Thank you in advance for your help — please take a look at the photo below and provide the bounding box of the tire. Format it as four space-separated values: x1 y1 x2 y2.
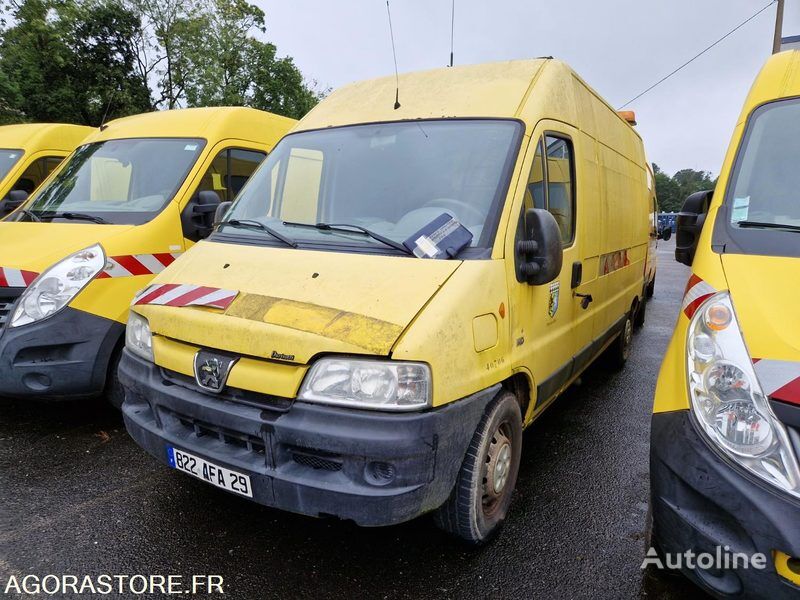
634 295 646 329
646 276 655 298
434 391 523 545
105 347 125 410
605 310 634 371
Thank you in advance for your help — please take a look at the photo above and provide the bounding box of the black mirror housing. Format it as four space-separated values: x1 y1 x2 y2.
181 190 222 241
0 190 29 217
675 190 713 266
516 208 563 285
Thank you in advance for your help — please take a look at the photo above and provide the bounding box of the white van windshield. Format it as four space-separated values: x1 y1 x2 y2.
0 149 23 183
219 119 522 256
26 138 205 225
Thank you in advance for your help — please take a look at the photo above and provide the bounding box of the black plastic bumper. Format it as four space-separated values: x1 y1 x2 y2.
0 306 123 399
120 349 498 527
650 410 800 598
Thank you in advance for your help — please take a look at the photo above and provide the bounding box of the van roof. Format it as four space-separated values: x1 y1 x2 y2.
89 107 297 147
0 123 94 151
295 58 637 137
739 50 800 122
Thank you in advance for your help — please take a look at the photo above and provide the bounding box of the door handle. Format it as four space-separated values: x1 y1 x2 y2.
575 292 593 310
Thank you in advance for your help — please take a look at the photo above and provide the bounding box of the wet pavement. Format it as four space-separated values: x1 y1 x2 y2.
1 240 709 599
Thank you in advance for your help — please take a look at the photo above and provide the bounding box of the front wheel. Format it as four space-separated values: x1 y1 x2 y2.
605 311 634 370
434 391 523 545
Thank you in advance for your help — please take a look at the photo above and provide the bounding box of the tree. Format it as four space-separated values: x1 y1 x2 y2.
653 163 717 212
0 0 153 125
124 0 322 118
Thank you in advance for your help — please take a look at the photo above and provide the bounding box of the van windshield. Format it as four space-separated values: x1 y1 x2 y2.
25 138 205 225
718 98 800 257
218 119 522 256
0 149 23 183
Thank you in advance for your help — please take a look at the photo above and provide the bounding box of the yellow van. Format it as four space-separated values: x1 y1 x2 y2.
0 123 94 217
649 51 800 596
0 107 295 404
120 59 652 543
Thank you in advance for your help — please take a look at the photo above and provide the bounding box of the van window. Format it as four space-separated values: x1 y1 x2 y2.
545 135 575 245
11 156 62 194
525 140 546 210
195 148 266 203
220 119 523 256
25 138 206 225
0 149 23 184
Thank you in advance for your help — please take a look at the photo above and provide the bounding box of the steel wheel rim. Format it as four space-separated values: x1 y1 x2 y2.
482 421 514 516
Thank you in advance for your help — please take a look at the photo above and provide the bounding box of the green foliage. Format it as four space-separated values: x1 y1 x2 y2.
0 0 152 125
653 163 717 212
0 0 322 125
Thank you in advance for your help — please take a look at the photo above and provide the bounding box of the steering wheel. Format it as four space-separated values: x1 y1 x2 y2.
423 198 484 224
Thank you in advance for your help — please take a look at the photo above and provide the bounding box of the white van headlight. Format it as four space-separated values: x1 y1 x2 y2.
125 312 153 362
687 291 800 497
299 358 431 411
11 244 106 327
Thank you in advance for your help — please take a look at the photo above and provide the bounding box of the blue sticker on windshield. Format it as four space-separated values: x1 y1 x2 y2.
403 213 472 259
731 196 750 223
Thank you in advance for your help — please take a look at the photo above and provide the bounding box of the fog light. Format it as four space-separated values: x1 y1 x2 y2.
365 461 396 486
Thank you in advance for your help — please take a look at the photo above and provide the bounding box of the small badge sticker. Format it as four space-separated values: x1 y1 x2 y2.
548 281 560 318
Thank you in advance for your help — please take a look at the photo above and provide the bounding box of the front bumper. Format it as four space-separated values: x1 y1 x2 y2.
0 305 123 399
120 350 498 527
650 409 800 598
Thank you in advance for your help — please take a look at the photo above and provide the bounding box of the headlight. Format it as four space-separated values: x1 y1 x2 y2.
11 244 106 327
298 358 431 411
125 312 153 362
687 291 800 496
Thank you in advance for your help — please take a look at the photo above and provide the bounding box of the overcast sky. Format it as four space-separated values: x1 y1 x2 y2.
256 1 800 177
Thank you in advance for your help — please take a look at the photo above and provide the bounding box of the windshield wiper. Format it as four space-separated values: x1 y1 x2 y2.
37 211 111 225
219 219 298 248
15 209 41 222
283 221 414 256
736 220 800 233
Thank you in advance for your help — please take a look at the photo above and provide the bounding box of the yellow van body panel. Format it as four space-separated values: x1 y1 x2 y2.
0 123 94 199
134 60 652 419
654 51 800 415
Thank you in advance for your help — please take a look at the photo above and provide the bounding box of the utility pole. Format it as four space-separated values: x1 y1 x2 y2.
773 0 785 53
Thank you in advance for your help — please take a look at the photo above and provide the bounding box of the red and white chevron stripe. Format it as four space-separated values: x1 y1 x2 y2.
753 358 800 407
133 283 238 310
682 274 716 319
0 267 39 288
98 253 181 279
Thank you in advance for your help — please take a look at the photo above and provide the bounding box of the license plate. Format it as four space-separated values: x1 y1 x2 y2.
167 447 252 498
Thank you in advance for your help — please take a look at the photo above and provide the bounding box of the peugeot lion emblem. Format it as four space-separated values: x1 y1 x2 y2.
194 351 238 393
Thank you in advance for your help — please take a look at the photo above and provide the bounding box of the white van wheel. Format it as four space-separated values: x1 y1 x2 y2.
434 391 522 545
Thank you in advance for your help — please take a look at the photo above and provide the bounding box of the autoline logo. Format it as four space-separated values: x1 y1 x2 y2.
641 546 768 571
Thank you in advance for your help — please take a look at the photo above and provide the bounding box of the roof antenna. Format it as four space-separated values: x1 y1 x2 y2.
449 0 455 67
99 89 116 131
386 1 401 110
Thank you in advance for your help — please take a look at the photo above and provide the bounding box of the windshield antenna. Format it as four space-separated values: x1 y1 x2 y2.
449 0 455 67
99 89 116 131
386 1 401 110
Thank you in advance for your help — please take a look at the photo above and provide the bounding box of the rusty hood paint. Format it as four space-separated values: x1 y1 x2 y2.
136 240 463 363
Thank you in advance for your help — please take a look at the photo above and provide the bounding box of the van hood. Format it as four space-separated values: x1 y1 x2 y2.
140 241 462 363
722 253 800 362
0 222 134 274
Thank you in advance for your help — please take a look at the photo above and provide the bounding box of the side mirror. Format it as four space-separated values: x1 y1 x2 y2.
675 190 712 266
214 201 232 225
658 227 672 241
181 190 221 241
516 208 563 285
0 190 29 217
